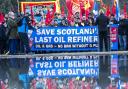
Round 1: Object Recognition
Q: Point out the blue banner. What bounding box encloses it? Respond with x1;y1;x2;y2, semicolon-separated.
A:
29;55;99;78
28;26;99;51
110;24;118;51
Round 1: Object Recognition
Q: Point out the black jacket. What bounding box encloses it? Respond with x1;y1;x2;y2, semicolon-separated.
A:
118;19;128;35
0;23;7;40
95;14;109;32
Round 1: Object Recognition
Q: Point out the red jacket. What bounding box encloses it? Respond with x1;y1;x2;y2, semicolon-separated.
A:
0;13;4;25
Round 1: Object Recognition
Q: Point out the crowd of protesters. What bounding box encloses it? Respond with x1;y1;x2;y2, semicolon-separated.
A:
1;4;128;89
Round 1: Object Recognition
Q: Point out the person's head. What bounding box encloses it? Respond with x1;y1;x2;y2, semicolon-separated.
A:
120;14;125;19
110;14;115;18
36;10;40;15
99;9;104;15
58;13;62;19
75;18;81;23
25;12;29;17
75;12;80;18
61;19;65;25
88;13;93;18
54;19;58;26
82;15;86;21
54;13;58;18
8;11;15;19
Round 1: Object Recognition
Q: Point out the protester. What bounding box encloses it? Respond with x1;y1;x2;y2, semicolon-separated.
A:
87;13;95;26
109;14;118;25
60;18;68;26
118;14;127;51
6;11;19;54
0;21;7;54
95;10;109;51
17;13;31;54
53;19;59;27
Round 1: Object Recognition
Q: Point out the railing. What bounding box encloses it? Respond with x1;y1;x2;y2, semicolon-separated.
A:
0;51;128;59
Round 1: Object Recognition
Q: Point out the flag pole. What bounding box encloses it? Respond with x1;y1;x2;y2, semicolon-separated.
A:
17;0;20;13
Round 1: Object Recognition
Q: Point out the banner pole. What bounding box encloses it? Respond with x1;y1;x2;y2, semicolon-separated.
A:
17;0;20;13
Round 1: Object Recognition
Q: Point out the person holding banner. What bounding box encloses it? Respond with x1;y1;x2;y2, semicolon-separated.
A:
17;14;31;54
109;14;118;25
118;14;127;51
87;13;95;26
95;10;109;51
7;11;19;54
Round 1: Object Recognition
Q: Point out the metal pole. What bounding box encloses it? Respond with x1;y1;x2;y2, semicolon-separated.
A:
17;0;19;13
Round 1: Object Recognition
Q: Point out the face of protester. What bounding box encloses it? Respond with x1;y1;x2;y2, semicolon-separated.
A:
54;20;58;26
8;12;15;19
58;14;62;19
110;15;115;20
82;16;86;21
36;11;40;15
62;20;65;25
38;22;42;27
75;18;81;23
120;15;125;19
75;12;80;18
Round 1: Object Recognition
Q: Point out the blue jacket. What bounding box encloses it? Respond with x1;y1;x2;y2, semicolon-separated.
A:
18;17;28;33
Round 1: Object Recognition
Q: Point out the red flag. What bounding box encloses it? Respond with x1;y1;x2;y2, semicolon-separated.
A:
106;5;111;17
67;12;74;24
112;5;116;15
66;0;73;23
124;3;127;18
84;0;90;19
61;6;65;17
89;0;94;11
72;0;80;15
66;0;73;15
79;1;84;19
45;3;56;25
45;10;51;25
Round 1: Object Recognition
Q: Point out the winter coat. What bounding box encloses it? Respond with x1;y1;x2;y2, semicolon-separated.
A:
118;19;128;35
6;17;18;39
0;23;7;40
95;14;109;32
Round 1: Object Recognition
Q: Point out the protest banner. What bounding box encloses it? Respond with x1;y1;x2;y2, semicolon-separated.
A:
110;24;118;51
28;26;99;51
